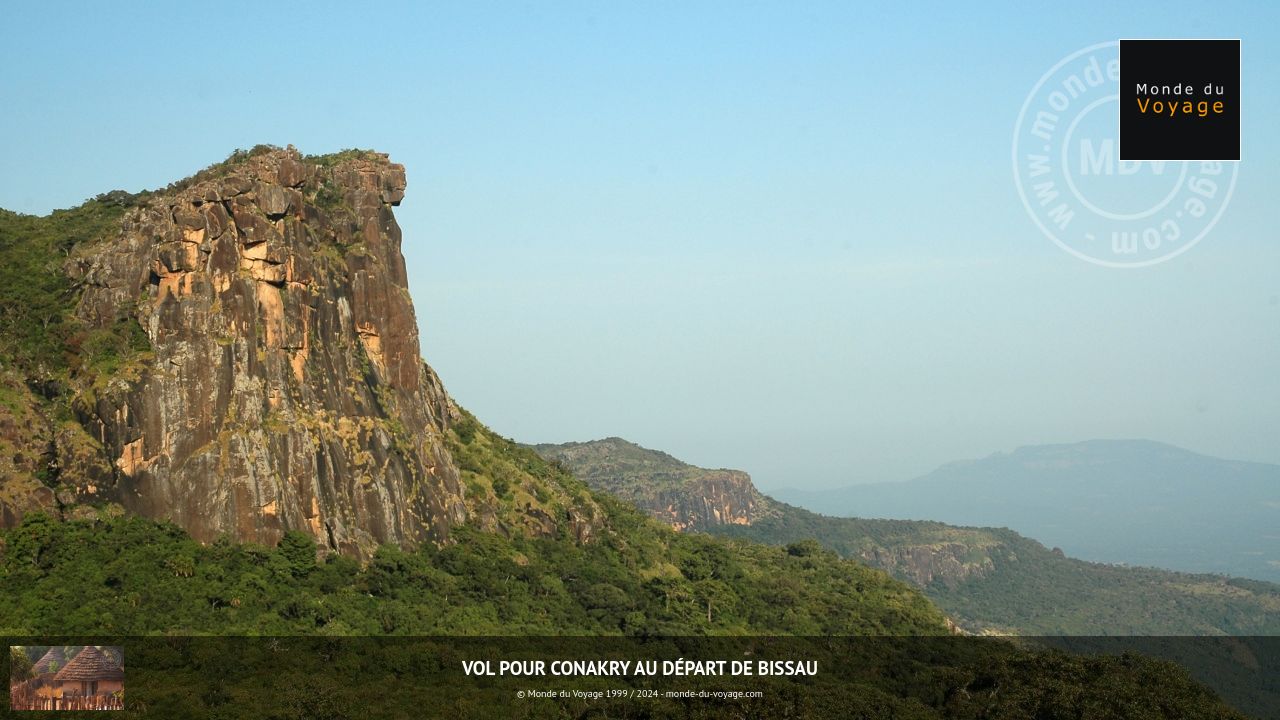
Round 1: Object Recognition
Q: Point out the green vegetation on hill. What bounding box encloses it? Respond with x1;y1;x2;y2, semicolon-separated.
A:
0;434;1257;718
534;437;772;529
778;440;1280;583
0;194;142;383
446;408;604;538
715;505;1280;635
0;417;948;636
0;509;943;636
536;438;1280;636
532;437;760;496
926;529;1280;635
0;194;158;517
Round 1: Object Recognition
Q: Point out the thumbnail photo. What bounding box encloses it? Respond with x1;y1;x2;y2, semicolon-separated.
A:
9;646;123;711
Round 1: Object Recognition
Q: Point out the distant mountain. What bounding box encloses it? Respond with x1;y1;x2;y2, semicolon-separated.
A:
536;438;1280;636
776;440;1280;583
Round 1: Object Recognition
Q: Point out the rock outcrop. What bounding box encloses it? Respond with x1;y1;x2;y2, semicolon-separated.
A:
645;468;764;531
535;438;1001;591
533;438;771;530
47;147;466;557
856;542;996;589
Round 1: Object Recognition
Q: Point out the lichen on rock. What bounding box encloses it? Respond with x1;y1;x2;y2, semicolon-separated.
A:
56;146;467;558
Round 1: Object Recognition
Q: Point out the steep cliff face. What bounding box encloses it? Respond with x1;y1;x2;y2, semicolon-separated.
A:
534;438;771;530
647;468;763;531
0;146;606;558
856;542;996;589
43;147;468;557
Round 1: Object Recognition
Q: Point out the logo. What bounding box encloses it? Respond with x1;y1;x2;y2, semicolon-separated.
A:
1013;42;1238;267
1119;39;1240;161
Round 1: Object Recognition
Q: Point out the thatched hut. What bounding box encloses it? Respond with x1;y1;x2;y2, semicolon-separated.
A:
52;646;123;698
27;646;74;698
31;646;69;676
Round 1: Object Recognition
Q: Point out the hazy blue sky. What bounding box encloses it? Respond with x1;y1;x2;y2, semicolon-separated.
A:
2;2;1276;490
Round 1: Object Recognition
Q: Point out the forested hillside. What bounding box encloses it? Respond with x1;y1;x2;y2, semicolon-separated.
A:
539;438;1280;635
715;504;1280;635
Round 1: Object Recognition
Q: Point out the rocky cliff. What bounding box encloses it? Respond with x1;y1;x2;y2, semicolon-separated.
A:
855;542;996;589
534;438;771;530
0;146;578;558
534;439;1008;591
62;147;468;557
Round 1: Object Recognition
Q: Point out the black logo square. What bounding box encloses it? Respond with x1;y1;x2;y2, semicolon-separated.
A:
1119;39;1240;161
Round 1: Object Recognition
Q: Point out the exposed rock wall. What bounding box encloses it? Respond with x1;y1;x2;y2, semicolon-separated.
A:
857;543;996;589
63;148;466;557
533;438;771;531
644;469;765;531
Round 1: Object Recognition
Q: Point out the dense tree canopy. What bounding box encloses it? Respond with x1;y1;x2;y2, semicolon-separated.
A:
0;504;947;637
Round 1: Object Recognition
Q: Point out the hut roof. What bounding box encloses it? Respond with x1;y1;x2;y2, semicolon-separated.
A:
52;646;123;682
31;646;72;675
